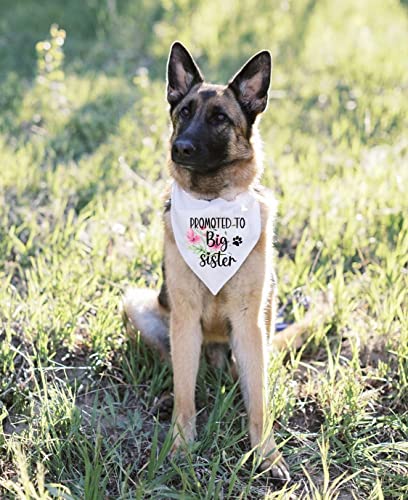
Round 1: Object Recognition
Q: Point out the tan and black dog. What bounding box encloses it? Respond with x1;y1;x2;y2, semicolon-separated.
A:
123;42;311;480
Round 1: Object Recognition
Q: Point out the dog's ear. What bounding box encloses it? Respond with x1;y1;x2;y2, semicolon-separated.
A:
228;51;272;123
167;42;203;108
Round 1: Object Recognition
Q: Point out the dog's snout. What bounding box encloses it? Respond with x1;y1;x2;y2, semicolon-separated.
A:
172;139;196;160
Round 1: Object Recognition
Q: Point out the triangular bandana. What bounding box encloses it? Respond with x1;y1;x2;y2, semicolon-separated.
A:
170;182;261;295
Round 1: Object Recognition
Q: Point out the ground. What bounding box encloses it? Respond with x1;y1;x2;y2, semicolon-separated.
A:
0;0;407;498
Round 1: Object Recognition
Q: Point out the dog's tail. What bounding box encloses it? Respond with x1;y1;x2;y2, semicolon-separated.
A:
269;289;334;351
122;287;333;356
122;287;170;360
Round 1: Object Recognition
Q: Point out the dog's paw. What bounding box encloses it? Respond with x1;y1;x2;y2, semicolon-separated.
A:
170;434;185;457
259;453;290;481
170;432;195;458
170;420;196;457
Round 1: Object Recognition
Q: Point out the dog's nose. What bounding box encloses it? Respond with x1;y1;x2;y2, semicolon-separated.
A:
172;139;196;159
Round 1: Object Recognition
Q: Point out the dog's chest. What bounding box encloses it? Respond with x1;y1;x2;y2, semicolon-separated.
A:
162;191;275;341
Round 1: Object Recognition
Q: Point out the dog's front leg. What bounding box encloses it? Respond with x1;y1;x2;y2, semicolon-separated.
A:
229;306;290;481
170;307;202;453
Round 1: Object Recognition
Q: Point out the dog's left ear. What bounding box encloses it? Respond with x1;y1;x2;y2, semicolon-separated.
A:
167;42;204;108
228;51;272;123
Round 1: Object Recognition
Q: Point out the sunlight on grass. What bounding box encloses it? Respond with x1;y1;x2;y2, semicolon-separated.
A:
0;0;407;497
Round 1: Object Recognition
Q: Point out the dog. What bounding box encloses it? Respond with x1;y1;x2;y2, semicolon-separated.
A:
122;42;312;481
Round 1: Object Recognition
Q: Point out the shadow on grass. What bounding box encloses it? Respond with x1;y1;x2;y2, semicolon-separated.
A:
48;91;133;162
0;0;102;82
0;0;164;82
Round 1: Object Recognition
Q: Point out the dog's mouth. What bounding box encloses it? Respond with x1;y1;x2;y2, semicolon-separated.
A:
173;160;201;169
172;157;235;175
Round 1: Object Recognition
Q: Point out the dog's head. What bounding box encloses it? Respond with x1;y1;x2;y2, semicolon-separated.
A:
167;42;272;177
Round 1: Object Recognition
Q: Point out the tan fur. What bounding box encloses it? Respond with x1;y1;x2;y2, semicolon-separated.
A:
162;160;283;461
123;45;296;480
124;164;291;476
122;288;170;360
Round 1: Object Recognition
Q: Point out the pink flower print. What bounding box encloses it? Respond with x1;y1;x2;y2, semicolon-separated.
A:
186;228;201;244
211;241;222;251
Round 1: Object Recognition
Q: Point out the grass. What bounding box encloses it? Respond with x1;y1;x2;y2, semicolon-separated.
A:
0;0;407;497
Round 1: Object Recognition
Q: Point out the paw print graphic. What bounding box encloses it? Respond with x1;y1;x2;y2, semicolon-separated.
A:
232;236;243;246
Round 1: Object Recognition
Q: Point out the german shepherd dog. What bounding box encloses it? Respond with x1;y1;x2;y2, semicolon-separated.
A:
123;42;298;480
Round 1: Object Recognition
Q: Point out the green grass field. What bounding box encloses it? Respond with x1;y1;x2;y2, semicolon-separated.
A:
0;0;407;498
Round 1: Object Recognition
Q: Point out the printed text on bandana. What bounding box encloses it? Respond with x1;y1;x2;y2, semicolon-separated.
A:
187;217;246;268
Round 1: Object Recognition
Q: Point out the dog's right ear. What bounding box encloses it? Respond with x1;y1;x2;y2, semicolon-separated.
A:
167;42;203;108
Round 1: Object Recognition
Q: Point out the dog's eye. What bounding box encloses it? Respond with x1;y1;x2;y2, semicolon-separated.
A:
180;107;191;118
212;113;227;124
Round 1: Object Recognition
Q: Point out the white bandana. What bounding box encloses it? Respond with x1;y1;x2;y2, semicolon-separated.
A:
170;182;261;295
